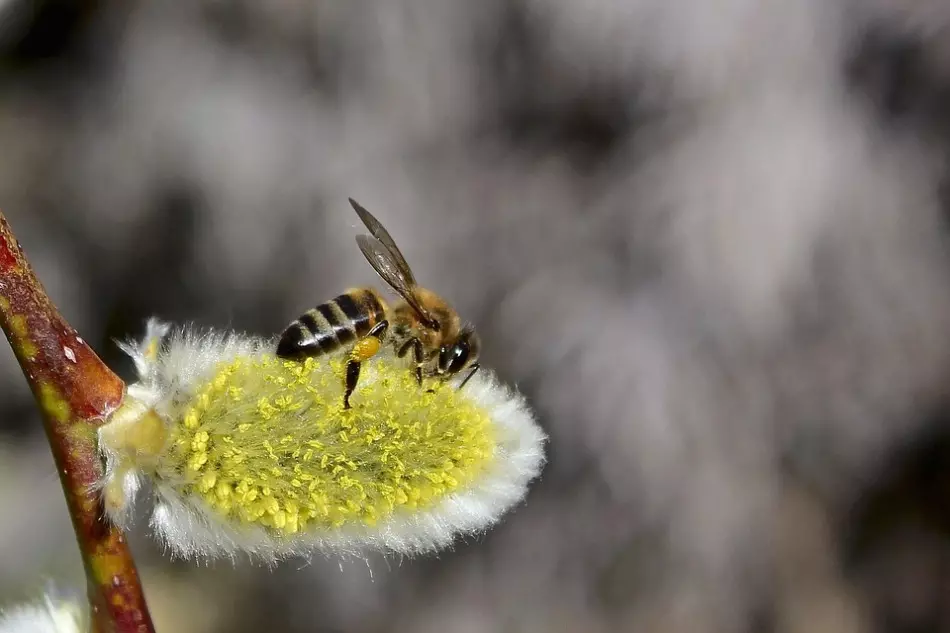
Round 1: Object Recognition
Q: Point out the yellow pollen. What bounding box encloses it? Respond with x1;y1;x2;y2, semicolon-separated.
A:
158;353;495;539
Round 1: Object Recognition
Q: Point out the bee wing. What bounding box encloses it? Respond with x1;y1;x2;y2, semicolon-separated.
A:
349;198;417;285
355;234;439;328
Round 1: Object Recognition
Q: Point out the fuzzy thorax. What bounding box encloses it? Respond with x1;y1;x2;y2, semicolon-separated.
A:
97;320;546;561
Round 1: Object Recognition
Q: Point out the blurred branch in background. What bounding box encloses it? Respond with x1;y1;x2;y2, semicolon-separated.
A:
0;211;154;633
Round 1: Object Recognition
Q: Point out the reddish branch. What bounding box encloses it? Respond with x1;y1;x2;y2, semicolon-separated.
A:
0;212;155;633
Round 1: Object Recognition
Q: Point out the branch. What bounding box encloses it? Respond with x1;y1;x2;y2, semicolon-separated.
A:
0;212;155;633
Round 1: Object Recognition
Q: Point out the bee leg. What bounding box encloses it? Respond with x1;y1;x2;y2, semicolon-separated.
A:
396;338;414;359
343;320;389;409
458;363;480;390
397;337;426;386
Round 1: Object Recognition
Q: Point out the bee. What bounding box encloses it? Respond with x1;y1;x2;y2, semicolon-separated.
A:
276;198;481;409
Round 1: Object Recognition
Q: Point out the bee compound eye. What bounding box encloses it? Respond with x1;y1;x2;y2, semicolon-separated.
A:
447;341;470;374
438;345;453;372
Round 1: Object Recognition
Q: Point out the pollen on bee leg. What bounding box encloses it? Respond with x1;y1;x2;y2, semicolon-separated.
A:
350;335;381;361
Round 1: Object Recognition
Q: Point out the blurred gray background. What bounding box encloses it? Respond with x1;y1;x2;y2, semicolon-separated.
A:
3;1;950;631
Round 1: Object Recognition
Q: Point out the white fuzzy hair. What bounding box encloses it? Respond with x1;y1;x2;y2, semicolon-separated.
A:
100;319;547;564
0;591;85;633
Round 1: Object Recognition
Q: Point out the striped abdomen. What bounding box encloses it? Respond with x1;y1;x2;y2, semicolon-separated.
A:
276;288;387;360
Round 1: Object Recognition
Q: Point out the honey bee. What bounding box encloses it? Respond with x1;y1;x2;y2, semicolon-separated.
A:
276;198;481;409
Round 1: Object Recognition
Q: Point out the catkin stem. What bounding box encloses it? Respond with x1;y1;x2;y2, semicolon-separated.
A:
0;212;155;633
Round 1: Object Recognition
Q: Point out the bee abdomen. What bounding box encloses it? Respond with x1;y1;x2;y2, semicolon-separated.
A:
276;289;386;360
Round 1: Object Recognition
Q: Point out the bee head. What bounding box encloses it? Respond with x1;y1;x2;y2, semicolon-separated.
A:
438;326;480;376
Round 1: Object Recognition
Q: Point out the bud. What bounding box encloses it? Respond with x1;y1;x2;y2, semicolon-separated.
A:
97;320;547;562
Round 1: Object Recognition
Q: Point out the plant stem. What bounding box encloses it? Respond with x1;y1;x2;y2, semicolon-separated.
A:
0;212;155;633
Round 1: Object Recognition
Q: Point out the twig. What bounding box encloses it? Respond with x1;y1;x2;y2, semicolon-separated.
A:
0;211;155;633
